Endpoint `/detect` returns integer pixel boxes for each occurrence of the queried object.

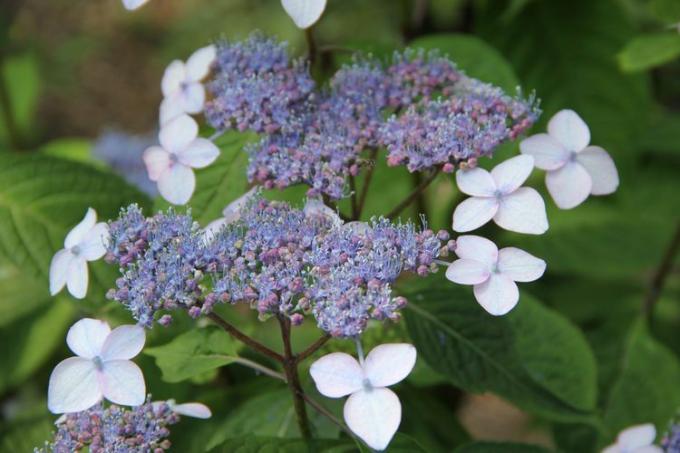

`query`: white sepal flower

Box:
[122,0,150,10]
[143,114,220,205]
[520,109,619,209]
[602,424,662,453]
[310,343,416,451]
[160,45,216,125]
[48,318,146,414]
[49,208,109,299]
[304,198,343,227]
[281,0,327,29]
[445,235,546,315]
[154,399,212,419]
[204,187,259,239]
[452,155,548,235]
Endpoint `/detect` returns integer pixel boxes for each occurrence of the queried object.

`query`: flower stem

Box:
[643,222,680,321]
[356,148,379,220]
[207,312,284,362]
[231,357,286,381]
[305,27,318,68]
[295,334,330,363]
[278,316,313,440]
[349,174,359,220]
[386,169,440,220]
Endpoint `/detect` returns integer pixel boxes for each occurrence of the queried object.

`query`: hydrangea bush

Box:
[2,0,676,452]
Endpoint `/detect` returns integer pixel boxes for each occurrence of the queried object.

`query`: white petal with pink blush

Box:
[49,208,110,299]
[452,155,548,235]
[144,114,219,205]
[520,109,619,209]
[48,318,146,414]
[309,343,416,450]
[602,423,662,453]
[445,235,546,315]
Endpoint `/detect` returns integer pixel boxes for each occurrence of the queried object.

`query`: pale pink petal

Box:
[363,344,417,388]
[122,0,151,10]
[310,352,363,398]
[101,325,145,361]
[304,198,343,227]
[637,447,663,453]
[519,133,570,171]
[161,60,186,98]
[497,247,546,282]
[186,45,216,82]
[344,388,401,451]
[203,218,227,241]
[65,258,88,299]
[494,187,548,235]
[618,424,656,450]
[180,82,206,114]
[445,259,491,285]
[48,357,102,414]
[143,146,171,182]
[50,249,74,296]
[455,168,496,197]
[576,146,619,195]
[281,0,328,29]
[100,360,146,406]
[67,318,111,358]
[473,273,519,316]
[178,138,219,169]
[80,223,110,261]
[223,187,259,222]
[159,114,198,154]
[490,155,535,194]
[601,445,620,453]
[546,162,592,209]
[454,235,498,267]
[452,197,499,232]
[157,164,196,205]
[547,109,590,151]
[64,208,97,248]
[172,402,212,419]
[159,96,185,126]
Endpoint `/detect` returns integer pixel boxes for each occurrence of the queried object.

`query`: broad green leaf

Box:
[0,263,52,327]
[602,321,680,445]
[0,153,151,303]
[618,33,680,72]
[1,415,55,452]
[208,435,355,453]
[155,131,254,225]
[404,280,598,423]
[409,34,519,92]
[0,298,74,393]
[145,327,240,383]
[650,0,680,23]
[454,441,551,452]
[41,138,105,169]
[206,388,341,449]
[0,52,40,145]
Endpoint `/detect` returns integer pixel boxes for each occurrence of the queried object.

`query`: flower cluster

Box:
[36,400,179,453]
[663,422,680,452]
[105,197,446,337]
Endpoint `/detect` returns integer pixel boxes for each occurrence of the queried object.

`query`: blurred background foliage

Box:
[0,0,679,451]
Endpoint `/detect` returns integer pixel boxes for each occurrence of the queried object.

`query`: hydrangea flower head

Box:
[49,208,109,299]
[520,109,619,209]
[48,318,146,414]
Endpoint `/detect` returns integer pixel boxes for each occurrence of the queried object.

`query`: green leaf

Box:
[409,34,519,92]
[0,153,151,303]
[155,131,254,225]
[404,280,598,423]
[618,33,680,72]
[650,0,680,24]
[0,298,75,393]
[454,441,552,452]
[0,52,40,144]
[0,262,52,327]
[602,320,680,445]
[208,435,354,453]
[145,327,240,383]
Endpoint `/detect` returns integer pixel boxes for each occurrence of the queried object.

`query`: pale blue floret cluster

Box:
[204,34,538,199]
[36,400,179,453]
[105,198,446,337]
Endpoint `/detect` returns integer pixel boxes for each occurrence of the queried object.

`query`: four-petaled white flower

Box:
[520,109,619,210]
[445,235,546,315]
[122,0,151,11]
[154,400,213,419]
[452,155,548,235]
[603,423,662,453]
[143,114,220,205]
[310,343,416,451]
[160,45,216,125]
[48,318,146,414]
[281,0,327,29]
[204,187,259,239]
[49,208,109,300]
